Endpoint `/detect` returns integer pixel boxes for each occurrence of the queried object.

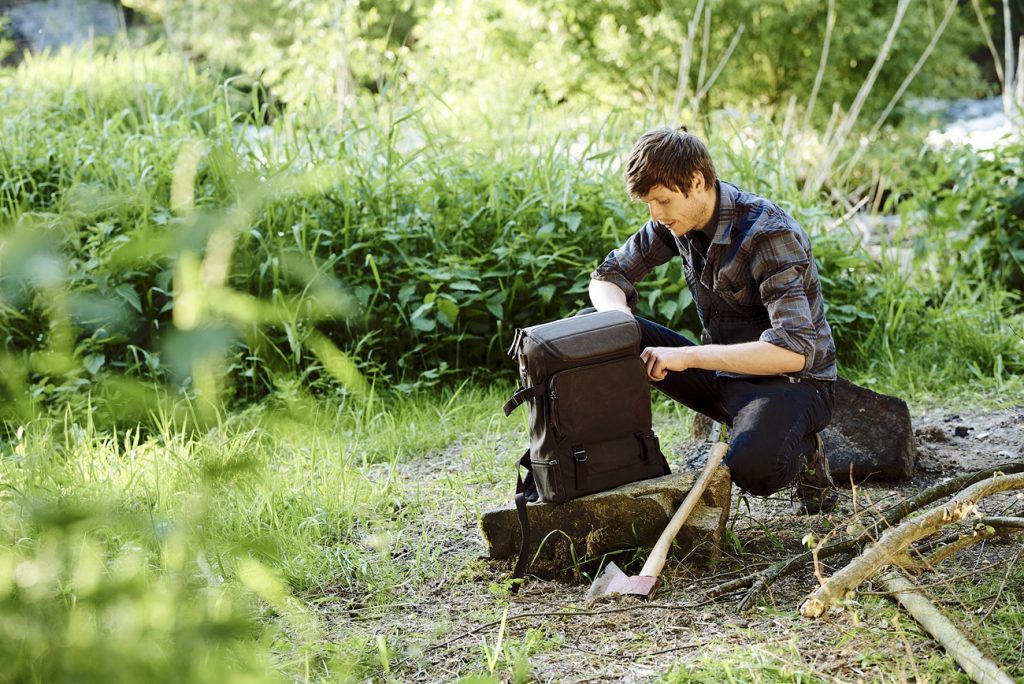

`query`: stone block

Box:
[823,377,915,482]
[480,466,731,580]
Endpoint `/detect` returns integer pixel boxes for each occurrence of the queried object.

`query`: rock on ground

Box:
[823,378,915,482]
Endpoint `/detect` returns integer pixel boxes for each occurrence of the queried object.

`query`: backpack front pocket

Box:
[549,356,652,443]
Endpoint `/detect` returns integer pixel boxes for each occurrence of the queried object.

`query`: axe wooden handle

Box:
[638,441,729,579]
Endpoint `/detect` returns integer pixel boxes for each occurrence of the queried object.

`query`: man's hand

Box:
[641,346,695,381]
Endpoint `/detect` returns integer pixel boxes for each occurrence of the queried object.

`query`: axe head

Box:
[585,561,661,602]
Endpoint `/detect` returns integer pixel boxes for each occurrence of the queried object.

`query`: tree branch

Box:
[801,472,1024,618]
[880,568,1015,684]
[703,462,1024,608]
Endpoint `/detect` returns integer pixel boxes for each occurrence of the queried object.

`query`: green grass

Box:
[3,381,1023,682]
[656,597,983,683]
[1,41,1023,683]
[2,45,1020,418]
[0,383,524,682]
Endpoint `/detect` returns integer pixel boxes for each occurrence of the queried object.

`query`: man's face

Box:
[640,176,713,237]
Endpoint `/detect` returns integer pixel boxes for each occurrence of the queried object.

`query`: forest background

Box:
[1,0,1023,681]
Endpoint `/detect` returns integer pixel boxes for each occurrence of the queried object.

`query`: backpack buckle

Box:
[572,445,587,463]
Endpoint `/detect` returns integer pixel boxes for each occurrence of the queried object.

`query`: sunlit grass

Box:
[0,42,1022,682]
[0,383,522,682]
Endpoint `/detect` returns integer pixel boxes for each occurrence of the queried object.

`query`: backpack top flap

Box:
[519,310,640,380]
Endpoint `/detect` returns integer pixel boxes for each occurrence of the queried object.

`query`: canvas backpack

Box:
[502,310,670,584]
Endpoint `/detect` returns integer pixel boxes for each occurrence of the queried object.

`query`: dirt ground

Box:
[325,405,1024,683]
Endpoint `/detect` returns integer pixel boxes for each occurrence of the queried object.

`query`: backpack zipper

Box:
[549,387,560,438]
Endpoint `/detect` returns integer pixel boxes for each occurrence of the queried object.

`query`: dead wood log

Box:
[880,568,1015,684]
[704,461,1024,609]
[800,472,1024,618]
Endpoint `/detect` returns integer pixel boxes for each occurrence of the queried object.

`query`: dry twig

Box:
[704,462,1024,609]
[981,516,1024,530]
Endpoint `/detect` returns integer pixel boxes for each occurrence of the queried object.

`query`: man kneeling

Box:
[590,126,838,514]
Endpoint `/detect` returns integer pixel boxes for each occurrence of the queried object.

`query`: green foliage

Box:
[0,382,518,682]
[909,139,1024,291]
[124,0,419,110]
[3,45,1023,417]
[120,0,989,126]
[0,49,648,411]
[0,422,284,683]
[419,0,988,123]
[0,16,13,64]
[1,13,1022,684]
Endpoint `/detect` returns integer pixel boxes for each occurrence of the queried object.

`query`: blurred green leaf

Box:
[83,354,105,375]
[161,326,238,383]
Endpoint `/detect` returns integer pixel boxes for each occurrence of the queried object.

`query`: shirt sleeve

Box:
[591,221,677,309]
[749,226,817,373]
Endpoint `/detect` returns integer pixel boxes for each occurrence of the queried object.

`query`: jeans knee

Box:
[731,468,784,496]
[726,438,794,496]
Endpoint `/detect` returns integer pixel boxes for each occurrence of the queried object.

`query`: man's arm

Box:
[641,341,805,381]
[589,278,632,314]
[590,221,678,311]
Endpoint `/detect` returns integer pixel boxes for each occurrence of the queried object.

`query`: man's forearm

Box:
[688,341,805,375]
[589,279,631,314]
[642,340,806,380]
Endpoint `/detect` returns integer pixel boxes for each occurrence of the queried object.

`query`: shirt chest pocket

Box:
[715,283,760,311]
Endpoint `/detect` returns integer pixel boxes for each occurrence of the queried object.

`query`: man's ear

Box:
[690,171,705,193]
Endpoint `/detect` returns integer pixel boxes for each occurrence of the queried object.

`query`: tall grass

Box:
[1,44,1022,422]
[0,381,518,682]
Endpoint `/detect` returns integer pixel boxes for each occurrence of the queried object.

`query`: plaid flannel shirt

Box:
[592,181,837,381]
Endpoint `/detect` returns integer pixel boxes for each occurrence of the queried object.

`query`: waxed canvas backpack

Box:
[503,310,670,583]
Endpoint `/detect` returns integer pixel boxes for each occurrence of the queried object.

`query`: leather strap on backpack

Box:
[510,450,532,593]
[572,444,588,491]
[503,384,545,416]
[638,432,671,475]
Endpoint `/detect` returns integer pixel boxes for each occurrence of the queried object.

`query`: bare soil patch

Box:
[322,405,1024,682]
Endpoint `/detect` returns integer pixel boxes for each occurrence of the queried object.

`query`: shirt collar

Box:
[711,180,737,245]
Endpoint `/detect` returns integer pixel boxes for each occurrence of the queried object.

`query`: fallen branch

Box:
[735,535,854,612]
[880,568,1015,684]
[866,463,1024,538]
[917,526,998,568]
[981,516,1024,530]
[801,472,1024,618]
[704,462,1024,608]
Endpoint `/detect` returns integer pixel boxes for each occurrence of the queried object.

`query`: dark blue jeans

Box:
[634,315,834,496]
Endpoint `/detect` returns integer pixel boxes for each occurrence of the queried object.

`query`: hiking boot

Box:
[795,433,838,515]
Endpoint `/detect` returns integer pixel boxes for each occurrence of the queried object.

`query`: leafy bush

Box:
[1,46,1021,420]
[910,139,1024,291]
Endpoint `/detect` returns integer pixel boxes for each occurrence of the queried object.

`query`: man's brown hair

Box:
[624,126,717,199]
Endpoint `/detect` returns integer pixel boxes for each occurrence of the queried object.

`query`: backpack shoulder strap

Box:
[510,449,532,592]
